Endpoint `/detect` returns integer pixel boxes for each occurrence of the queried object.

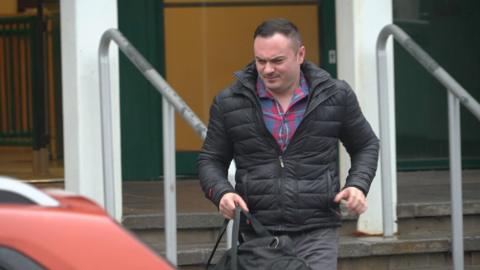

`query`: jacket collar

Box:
[233,61,257,94]
[300,61,331,93]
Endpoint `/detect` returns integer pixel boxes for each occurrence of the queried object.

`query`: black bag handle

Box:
[206,218,229,268]
[241,209,271,238]
[206,208,241,270]
[230,207,240,270]
[206,207,272,269]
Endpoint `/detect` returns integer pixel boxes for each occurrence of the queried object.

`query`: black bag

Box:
[206,207,311,270]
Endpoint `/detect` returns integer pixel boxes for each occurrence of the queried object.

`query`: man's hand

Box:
[219,192,249,219]
[334,187,367,215]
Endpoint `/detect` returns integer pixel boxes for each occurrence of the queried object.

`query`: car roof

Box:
[0,177,174,270]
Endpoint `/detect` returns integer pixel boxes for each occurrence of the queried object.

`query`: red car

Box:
[0,176,174,270]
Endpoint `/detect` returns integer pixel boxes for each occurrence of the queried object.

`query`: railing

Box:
[0,16,36,146]
[0,14,62,160]
[98,29,207,266]
[377,24,480,270]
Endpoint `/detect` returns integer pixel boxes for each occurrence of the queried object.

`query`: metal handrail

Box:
[98,29,207,265]
[377,24,480,270]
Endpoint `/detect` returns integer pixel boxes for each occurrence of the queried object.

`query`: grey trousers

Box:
[290,227,339,269]
[242,227,339,269]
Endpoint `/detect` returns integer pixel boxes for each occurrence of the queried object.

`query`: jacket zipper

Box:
[278,155,285,230]
[238,88,287,229]
[242,87,284,154]
[235,74,336,228]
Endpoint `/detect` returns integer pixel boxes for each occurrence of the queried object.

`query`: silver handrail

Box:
[377,24,480,270]
[98,28,207,266]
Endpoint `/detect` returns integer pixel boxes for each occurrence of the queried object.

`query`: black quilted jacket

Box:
[198,61,379,232]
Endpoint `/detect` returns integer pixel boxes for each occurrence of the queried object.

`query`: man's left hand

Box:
[334,187,367,214]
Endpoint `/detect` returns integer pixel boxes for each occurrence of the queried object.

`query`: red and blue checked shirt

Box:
[256,73,309,152]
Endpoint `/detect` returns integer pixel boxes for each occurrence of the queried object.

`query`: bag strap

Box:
[230,207,240,270]
[206,218,229,268]
[205,206,272,269]
[240,209,271,238]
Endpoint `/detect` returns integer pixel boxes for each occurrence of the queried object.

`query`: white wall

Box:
[336,0,396,234]
[60,0,121,219]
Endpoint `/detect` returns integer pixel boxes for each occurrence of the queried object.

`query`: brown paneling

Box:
[0,0,17,14]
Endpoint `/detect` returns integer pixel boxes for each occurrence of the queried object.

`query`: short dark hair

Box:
[253,18,303,48]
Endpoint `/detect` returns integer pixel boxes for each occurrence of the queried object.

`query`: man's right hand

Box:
[219,192,249,219]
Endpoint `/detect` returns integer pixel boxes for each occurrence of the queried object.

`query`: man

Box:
[198,18,379,269]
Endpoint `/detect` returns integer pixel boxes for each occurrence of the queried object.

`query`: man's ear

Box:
[297,45,306,63]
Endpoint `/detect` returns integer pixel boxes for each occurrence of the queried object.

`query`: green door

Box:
[118,0,165,180]
[118,0,199,180]
[393,0,480,170]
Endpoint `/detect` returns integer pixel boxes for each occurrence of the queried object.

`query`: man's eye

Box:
[257,60,266,65]
[272,59,284,64]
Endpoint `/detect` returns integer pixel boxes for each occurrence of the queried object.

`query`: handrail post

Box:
[99,32,118,218]
[448,93,464,270]
[376,24,480,270]
[376,27,397,238]
[99,28,211,267]
[163,99,177,265]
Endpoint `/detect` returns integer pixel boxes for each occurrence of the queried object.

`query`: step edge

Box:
[397,200,480,218]
[148,235,480,265]
[123,212,359,229]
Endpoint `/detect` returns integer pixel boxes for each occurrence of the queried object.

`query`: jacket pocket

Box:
[327,170,341,217]
[236,169,249,206]
[327,170,334,204]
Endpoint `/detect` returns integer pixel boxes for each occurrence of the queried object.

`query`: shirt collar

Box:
[256,72,309,100]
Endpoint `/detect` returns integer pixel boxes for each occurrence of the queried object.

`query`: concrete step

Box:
[124,200,480,246]
[398,200,480,236]
[121,172,480,269]
[337,234,480,270]
[124,200,480,269]
[124,212,224,246]
[124,210,359,248]
[143,234,480,270]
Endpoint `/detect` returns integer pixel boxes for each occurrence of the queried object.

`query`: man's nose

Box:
[264,62,274,73]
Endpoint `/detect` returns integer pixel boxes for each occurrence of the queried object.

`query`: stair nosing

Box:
[146,235,480,265]
[397,200,480,218]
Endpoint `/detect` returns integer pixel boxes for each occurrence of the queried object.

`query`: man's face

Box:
[254,33,305,95]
